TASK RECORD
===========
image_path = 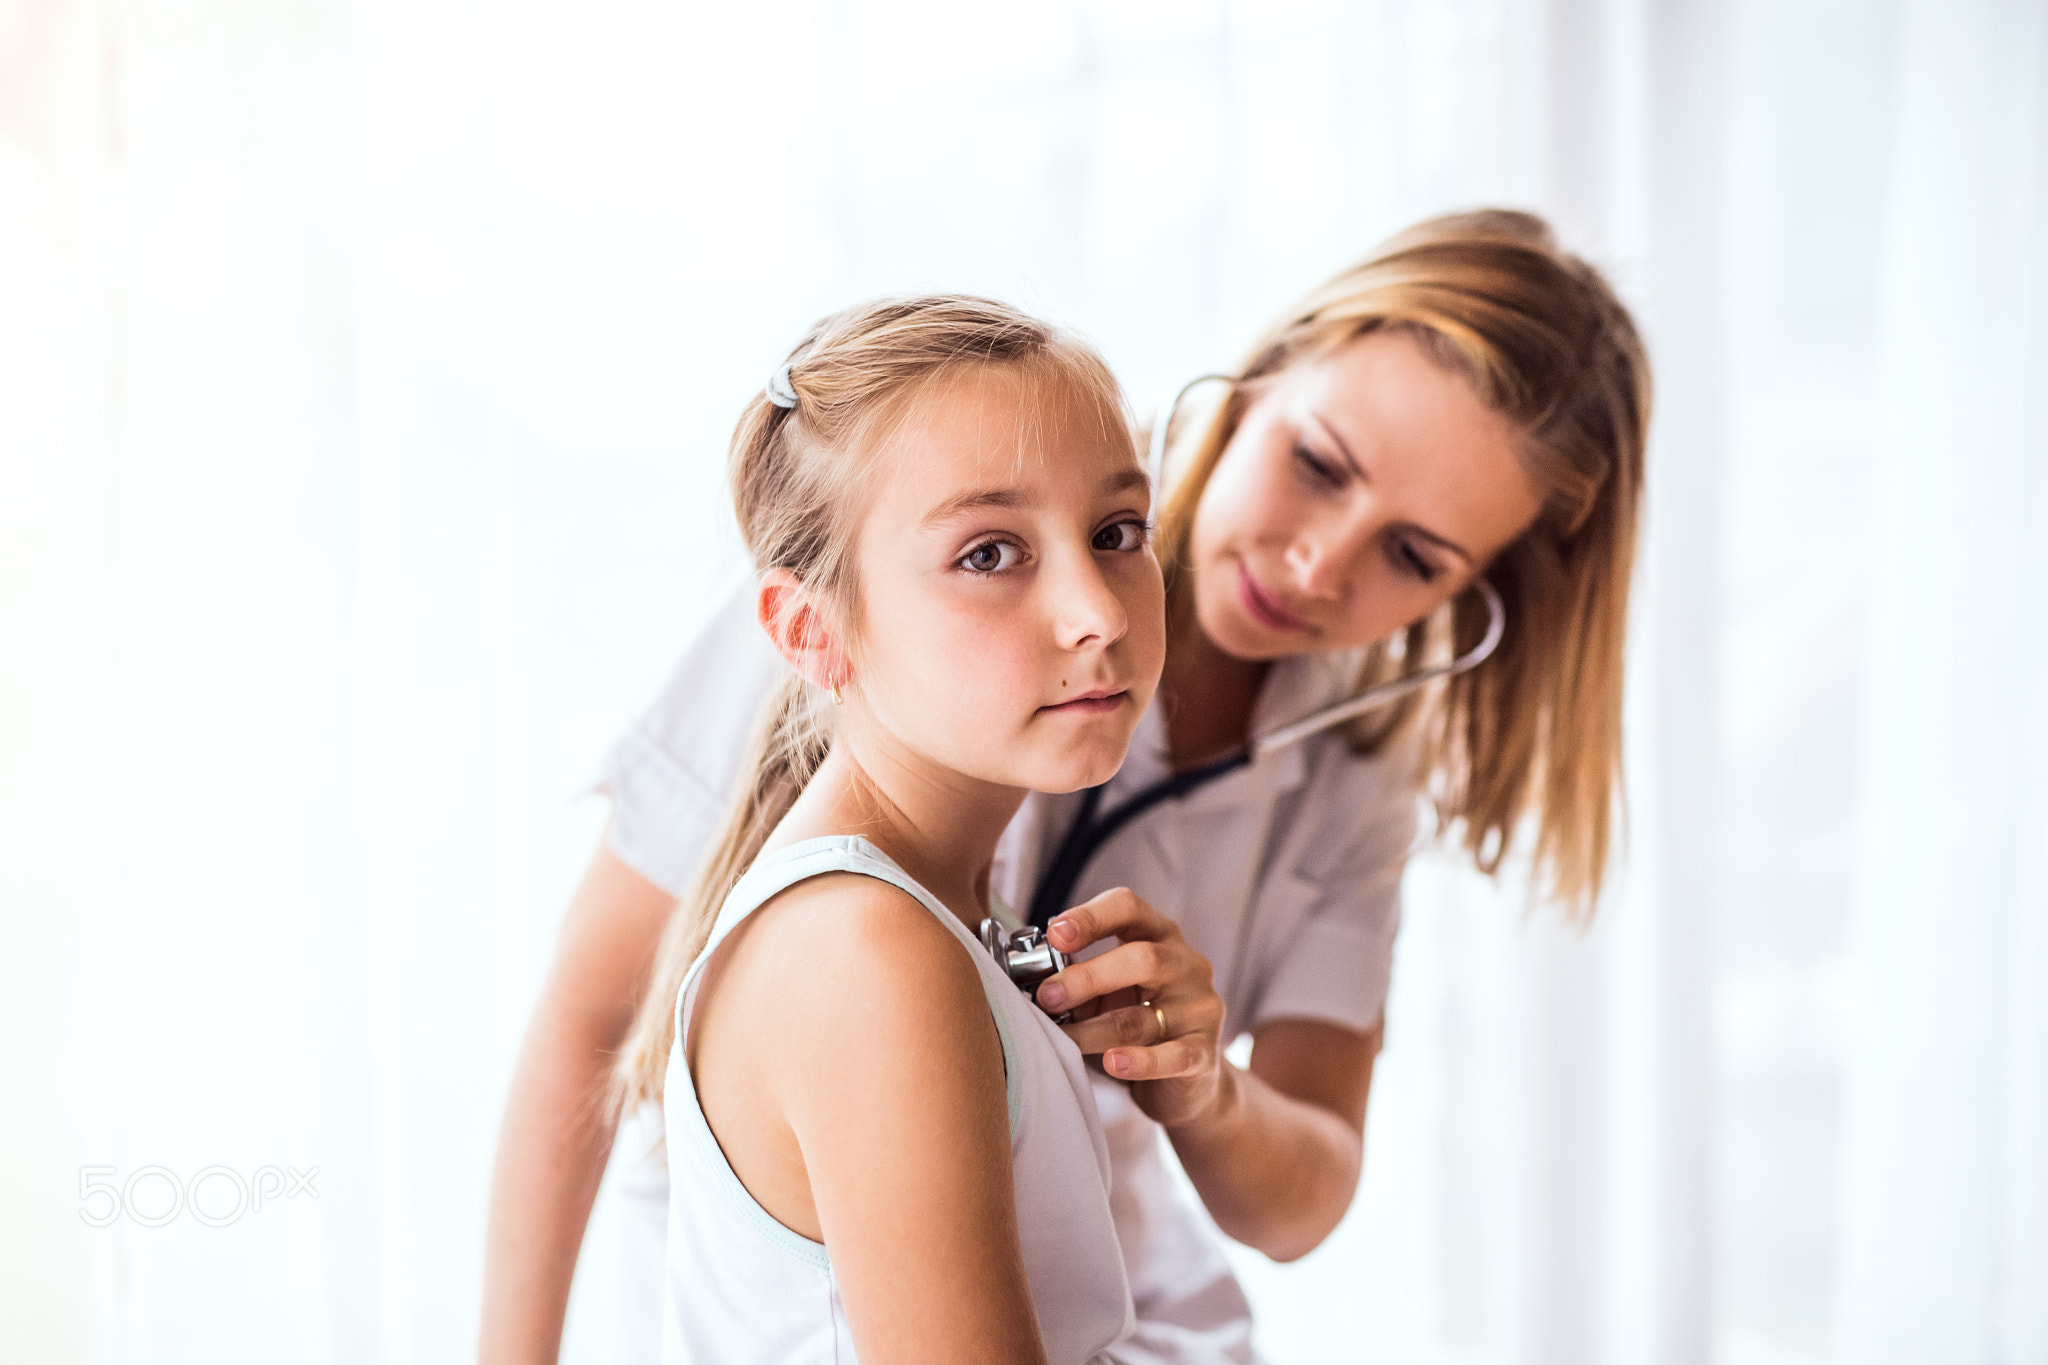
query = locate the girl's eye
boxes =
[959,540,1024,574]
[1393,539,1439,584]
[1293,442,1346,489]
[1092,519,1149,553]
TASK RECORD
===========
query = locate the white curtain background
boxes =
[3,1,2043,1362]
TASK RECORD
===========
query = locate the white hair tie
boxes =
[765,363,799,410]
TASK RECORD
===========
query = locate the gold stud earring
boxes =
[831,682,844,705]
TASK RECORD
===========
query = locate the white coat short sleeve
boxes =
[597,587,786,896]
[1234,737,1415,1036]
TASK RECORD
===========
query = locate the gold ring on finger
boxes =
[1152,1003,1168,1044]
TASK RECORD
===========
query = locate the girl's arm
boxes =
[478,841,677,1365]
[692,876,1050,1365]
[1040,890,1377,1262]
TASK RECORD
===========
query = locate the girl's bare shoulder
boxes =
[717,871,993,1047]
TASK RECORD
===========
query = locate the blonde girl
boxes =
[480,210,1650,1365]
[634,295,1163,1362]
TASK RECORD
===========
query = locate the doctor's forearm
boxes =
[478,986,622,1364]
[479,840,679,1364]
[1164,1063,1365,1262]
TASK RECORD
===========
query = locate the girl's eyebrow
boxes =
[920,486,1031,527]
[1101,468,1151,498]
[919,469,1149,528]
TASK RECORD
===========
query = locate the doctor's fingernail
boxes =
[1038,982,1067,1010]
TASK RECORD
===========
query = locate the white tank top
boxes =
[661,835,1136,1364]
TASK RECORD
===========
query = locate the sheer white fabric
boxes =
[4,1,2042,1362]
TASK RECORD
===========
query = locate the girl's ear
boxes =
[758,569,847,694]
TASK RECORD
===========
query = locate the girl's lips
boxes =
[1237,562,1307,632]
[1040,689,1129,715]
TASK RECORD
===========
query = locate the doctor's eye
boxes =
[1092,519,1150,553]
[959,539,1026,574]
[1292,442,1345,489]
[1389,538,1440,584]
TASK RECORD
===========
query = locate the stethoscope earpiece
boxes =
[1148,373,1238,485]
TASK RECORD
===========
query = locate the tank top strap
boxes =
[676,834,1025,1132]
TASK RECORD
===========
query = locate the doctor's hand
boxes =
[1034,888,1228,1130]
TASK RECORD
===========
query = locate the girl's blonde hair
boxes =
[1155,209,1649,916]
[613,295,1129,1113]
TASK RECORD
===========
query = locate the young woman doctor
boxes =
[479,209,1650,1365]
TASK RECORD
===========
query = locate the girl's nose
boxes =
[1051,557,1129,652]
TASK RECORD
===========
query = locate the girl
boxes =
[479,210,1650,1364]
[645,295,1164,1362]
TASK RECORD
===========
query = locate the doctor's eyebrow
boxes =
[1309,412,1476,565]
[1403,523,1476,566]
[920,469,1150,528]
[1310,413,1368,480]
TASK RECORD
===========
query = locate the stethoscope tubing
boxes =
[1248,577,1504,761]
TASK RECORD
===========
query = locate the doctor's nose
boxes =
[1284,535,1342,600]
[1285,513,1375,600]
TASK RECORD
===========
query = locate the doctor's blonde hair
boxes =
[1156,210,1649,916]
[613,295,1128,1114]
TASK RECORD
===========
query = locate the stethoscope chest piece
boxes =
[980,919,1073,1022]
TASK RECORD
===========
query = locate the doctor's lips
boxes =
[1237,563,1308,632]
[1039,686,1130,715]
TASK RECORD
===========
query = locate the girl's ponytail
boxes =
[611,673,828,1117]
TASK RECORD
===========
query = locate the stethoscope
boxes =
[1024,375,1508,929]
